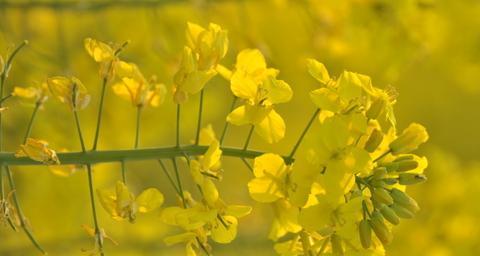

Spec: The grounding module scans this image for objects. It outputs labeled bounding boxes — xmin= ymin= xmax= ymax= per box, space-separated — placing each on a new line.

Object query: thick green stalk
xmin=1 ymin=145 xmax=294 ymax=166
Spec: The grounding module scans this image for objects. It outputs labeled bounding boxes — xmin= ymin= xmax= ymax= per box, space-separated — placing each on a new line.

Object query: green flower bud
xmin=390 ymin=188 xmax=420 ymax=213
xmin=365 ymin=129 xmax=384 ymax=153
xmin=380 ymin=205 xmax=400 ymax=225
xmin=372 ymin=167 xmax=387 ymax=180
xmin=390 ymin=204 xmax=415 ymax=219
xmin=359 ymin=219 xmax=372 ymax=249
xmin=394 ymin=155 xmax=414 ymax=162
xmin=389 ymin=123 xmax=429 ymax=155
xmin=330 ymin=234 xmax=344 ymax=256
xmin=366 ymin=97 xmax=387 ymax=119
xmin=370 ymin=179 xmax=386 ymax=188
xmin=373 ymin=188 xmax=394 ymax=205
xmin=383 ymin=178 xmax=398 ymax=185
xmin=396 ymin=160 xmax=419 ymax=172
xmin=370 ymin=211 xmax=392 ymax=245
xmin=398 ymin=173 xmax=427 ymax=185
xmin=381 ymin=162 xmax=399 ymax=172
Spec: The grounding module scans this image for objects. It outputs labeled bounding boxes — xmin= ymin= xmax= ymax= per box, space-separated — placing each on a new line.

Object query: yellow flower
xmin=173 ymin=47 xmax=217 ymax=104
xmin=186 ymin=22 xmax=228 ymax=70
xmin=389 ymin=123 xmax=429 ymax=155
xmin=81 ymin=224 xmax=118 ymax=254
xmin=13 ymin=81 xmax=49 ymax=105
xmin=113 ymin=61 xmax=167 ymax=107
xmin=15 ymin=138 xmax=60 ymax=165
xmin=47 ymin=76 xmax=91 ymax=110
xmin=227 ymin=49 xmax=293 ymax=143
xmin=97 ymin=181 xmax=164 ymax=223
xmin=48 ymin=149 xmax=83 ymax=177
xmin=84 ymin=38 xmax=118 ymax=80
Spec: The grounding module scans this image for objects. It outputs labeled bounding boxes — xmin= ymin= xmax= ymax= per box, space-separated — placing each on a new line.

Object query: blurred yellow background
xmin=1 ymin=0 xmax=479 ymax=255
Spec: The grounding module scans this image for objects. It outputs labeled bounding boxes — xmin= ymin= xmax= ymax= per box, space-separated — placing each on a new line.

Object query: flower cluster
xmin=243 ymin=59 xmax=429 ymax=255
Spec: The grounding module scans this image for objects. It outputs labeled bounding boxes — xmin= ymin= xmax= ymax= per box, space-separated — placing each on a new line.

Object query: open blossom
xmin=173 ymin=22 xmax=228 ymax=104
xmin=84 ymin=38 xmax=118 ymax=80
xmin=97 ymin=181 xmax=164 ymax=223
xmin=227 ymin=49 xmax=293 ymax=143
xmin=15 ymin=138 xmax=60 ymax=165
xmin=47 ymin=76 xmax=91 ymax=111
xmin=13 ymin=81 xmax=49 ymax=106
xmin=112 ymin=61 xmax=167 ymax=108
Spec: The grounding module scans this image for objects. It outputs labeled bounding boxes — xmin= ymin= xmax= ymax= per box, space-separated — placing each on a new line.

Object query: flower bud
xmin=398 ymin=173 xmax=427 ymax=185
xmin=390 ymin=204 xmax=414 ymax=219
xmin=372 ymin=167 xmax=387 ymax=180
xmin=380 ymin=205 xmax=400 ymax=225
xmin=366 ymin=97 xmax=387 ymax=119
xmin=395 ymin=160 xmax=419 ymax=172
xmin=359 ymin=219 xmax=371 ymax=249
xmin=389 ymin=123 xmax=428 ymax=155
xmin=370 ymin=179 xmax=386 ymax=188
xmin=364 ymin=129 xmax=384 ymax=152
xmin=390 ymin=188 xmax=420 ymax=213
xmin=330 ymin=234 xmax=344 ymax=256
xmin=394 ymin=155 xmax=414 ymax=162
xmin=383 ymin=178 xmax=398 ymax=185
xmin=372 ymin=188 xmax=394 ymax=205
xmin=369 ymin=211 xmax=392 ymax=245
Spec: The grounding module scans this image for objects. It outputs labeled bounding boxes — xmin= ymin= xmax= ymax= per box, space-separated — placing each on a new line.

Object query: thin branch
xmin=176 ymin=104 xmax=181 ymax=147
xmin=171 ymin=158 xmax=186 ymax=208
xmin=243 ymin=125 xmax=255 ymax=151
xmin=219 ymin=96 xmax=237 ymax=146
xmin=91 ymin=77 xmax=108 ymax=151
xmin=288 ymin=108 xmax=320 ymax=158
xmin=194 ymin=89 xmax=204 ymax=145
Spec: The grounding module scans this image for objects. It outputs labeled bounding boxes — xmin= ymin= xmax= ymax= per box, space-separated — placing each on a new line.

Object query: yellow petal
xmin=136 ymin=188 xmax=164 ymax=213
xmin=309 ymin=88 xmax=342 ymax=112
xmin=84 ymin=38 xmax=114 ymax=62
xmin=255 ymin=109 xmax=286 ymax=143
xmin=307 ymin=58 xmax=330 ymax=84
xmin=248 ymin=177 xmax=284 ymax=203
xmin=164 ymin=232 xmax=197 ymax=246
xmin=211 ymin=216 xmax=238 ymax=244
xmin=263 ymin=77 xmax=293 ymax=105
xmin=224 ymin=205 xmax=252 ymax=218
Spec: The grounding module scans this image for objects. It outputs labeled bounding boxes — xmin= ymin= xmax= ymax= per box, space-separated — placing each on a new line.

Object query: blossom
xmin=227 ymin=49 xmax=292 ymax=143
xmin=97 ymin=181 xmax=164 ymax=223
xmin=84 ymin=38 xmax=118 ymax=80
xmin=112 ymin=61 xmax=167 ymax=107
xmin=13 ymin=81 xmax=49 ymax=105
xmin=186 ymin=22 xmax=228 ymax=71
xmin=47 ymin=76 xmax=91 ymax=111
xmin=15 ymin=138 xmax=60 ymax=165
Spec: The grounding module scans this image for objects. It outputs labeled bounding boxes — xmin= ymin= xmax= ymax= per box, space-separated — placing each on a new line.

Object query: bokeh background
xmin=1 ymin=0 xmax=479 ymax=255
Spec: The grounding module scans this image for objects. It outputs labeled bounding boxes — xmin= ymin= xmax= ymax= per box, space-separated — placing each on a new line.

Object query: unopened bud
xmin=396 ymin=160 xmax=419 ymax=172
xmin=373 ymin=188 xmax=394 ymax=205
xmin=370 ymin=211 xmax=392 ymax=245
xmin=359 ymin=219 xmax=372 ymax=249
xmin=398 ymin=173 xmax=427 ymax=185
xmin=365 ymin=129 xmax=384 ymax=153
xmin=390 ymin=188 xmax=420 ymax=213
xmin=380 ymin=205 xmax=400 ymax=225
xmin=383 ymin=178 xmax=398 ymax=185
xmin=389 ymin=123 xmax=428 ymax=155
xmin=372 ymin=167 xmax=387 ymax=180
xmin=390 ymin=204 xmax=415 ymax=219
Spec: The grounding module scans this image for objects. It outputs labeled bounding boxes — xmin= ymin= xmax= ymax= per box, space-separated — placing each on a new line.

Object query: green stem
xmin=243 ymin=125 xmax=255 ymax=151
xmin=288 ymin=108 xmax=320 ymax=158
xmin=5 ymin=166 xmax=46 ymax=254
xmin=157 ymin=160 xmax=181 ymax=196
xmin=299 ymin=230 xmax=313 ymax=256
xmin=22 ymin=103 xmax=40 ymax=144
xmin=0 ymin=93 xmax=13 ymax=104
xmin=176 ymin=104 xmax=181 ymax=147
xmin=91 ymin=77 xmax=108 ymax=151
xmin=135 ymin=106 xmax=142 ymax=149
xmin=121 ymin=160 xmax=126 ymax=184
xmin=194 ymin=89 xmax=204 ymax=145
xmin=171 ymin=157 xmax=186 ymax=208
xmin=240 ymin=158 xmax=253 ymax=173
xmin=373 ymin=150 xmax=391 ymax=163
xmin=219 ymin=96 xmax=237 ymax=146
xmin=73 ymin=105 xmax=104 ymax=255
xmin=2 ymin=145 xmax=294 ymax=166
